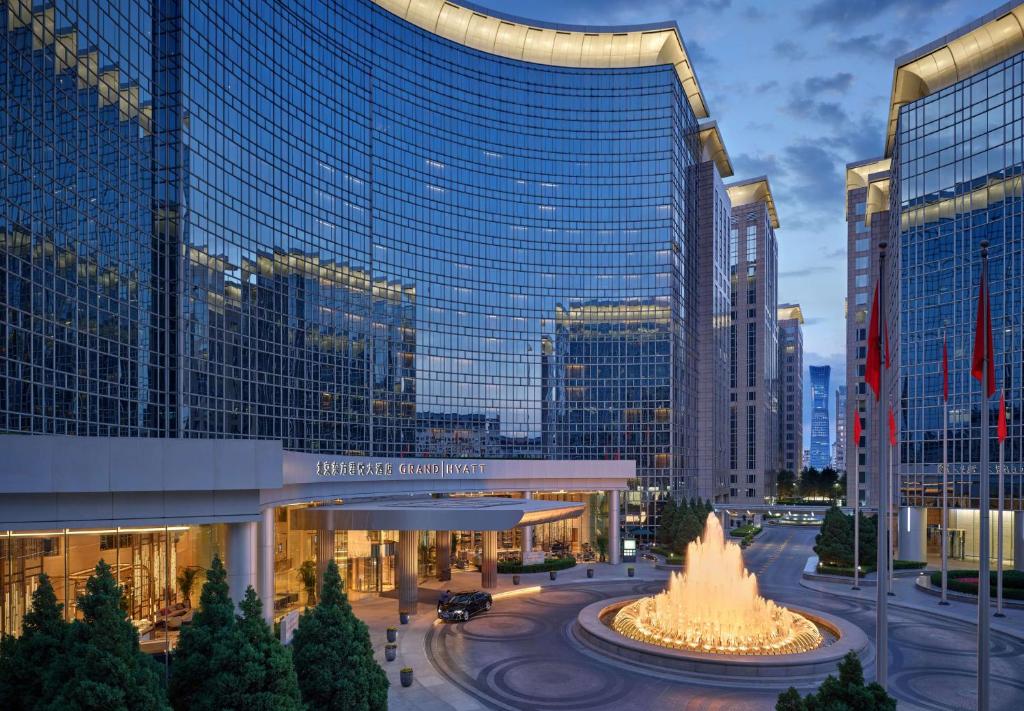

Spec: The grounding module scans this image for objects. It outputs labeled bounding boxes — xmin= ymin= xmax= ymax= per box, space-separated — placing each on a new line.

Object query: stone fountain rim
xmin=574 ymin=595 xmax=869 ymax=677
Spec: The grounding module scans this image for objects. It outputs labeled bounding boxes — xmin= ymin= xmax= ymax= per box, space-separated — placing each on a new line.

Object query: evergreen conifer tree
xmin=776 ymin=652 xmax=895 ymax=710
xmin=658 ymin=498 xmax=677 ymax=546
xmin=291 ymin=560 xmax=388 ymax=711
xmin=45 ymin=560 xmax=168 ymax=711
xmin=0 ymin=573 xmax=68 ymax=710
xmin=172 ymin=555 xmax=303 ymax=710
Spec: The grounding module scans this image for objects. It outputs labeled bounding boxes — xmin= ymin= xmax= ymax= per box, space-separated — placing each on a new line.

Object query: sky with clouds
xmin=477 ymin=0 xmax=1002 ymax=451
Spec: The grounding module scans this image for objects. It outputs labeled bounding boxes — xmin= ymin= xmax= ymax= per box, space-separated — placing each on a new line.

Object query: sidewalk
xmin=800 ymin=573 xmax=1024 ymax=641
xmin=352 ymin=559 xmax=669 ymax=711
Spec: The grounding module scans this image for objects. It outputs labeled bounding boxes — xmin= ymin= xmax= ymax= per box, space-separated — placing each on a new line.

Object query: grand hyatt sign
xmin=315 ymin=459 xmax=487 ymax=477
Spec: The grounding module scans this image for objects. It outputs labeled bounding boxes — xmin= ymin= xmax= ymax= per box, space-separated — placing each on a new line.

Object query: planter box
xmin=400 ymin=669 xmax=413 ymax=688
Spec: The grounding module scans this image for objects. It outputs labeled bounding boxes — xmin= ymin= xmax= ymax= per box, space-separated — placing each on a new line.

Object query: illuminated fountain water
xmin=612 ymin=513 xmax=822 ymax=656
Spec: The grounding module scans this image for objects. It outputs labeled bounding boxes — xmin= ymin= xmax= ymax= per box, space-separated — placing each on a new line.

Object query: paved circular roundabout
xmin=423 ymin=527 xmax=1024 ymax=710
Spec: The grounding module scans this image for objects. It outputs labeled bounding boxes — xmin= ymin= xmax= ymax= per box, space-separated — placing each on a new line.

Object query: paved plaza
xmin=359 ymin=526 xmax=1024 ymax=710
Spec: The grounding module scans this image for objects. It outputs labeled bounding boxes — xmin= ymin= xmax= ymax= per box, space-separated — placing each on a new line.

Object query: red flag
xmin=971 ymin=266 xmax=996 ymax=397
xmin=942 ymin=333 xmax=949 ymax=402
xmin=866 ymin=283 xmax=881 ymax=400
xmin=998 ymin=392 xmax=1007 ymax=443
xmin=852 ymin=411 xmax=862 ymax=447
xmin=888 ymin=405 xmax=897 ymax=447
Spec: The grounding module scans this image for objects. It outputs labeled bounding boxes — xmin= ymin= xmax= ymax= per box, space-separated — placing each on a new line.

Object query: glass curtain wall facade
xmin=893 ymin=51 xmax=1024 ymax=519
xmin=808 ymin=365 xmax=831 ymax=469
xmin=2 ymin=0 xmax=701 ymax=537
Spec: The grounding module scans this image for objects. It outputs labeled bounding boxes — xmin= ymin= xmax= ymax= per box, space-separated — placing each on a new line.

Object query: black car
xmin=437 ymin=591 xmax=492 ymax=622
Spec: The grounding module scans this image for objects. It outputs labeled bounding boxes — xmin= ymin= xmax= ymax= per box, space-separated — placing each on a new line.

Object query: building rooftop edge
xmin=370 ymin=0 xmax=710 ymax=119
xmin=778 ymin=303 xmax=804 ymax=324
xmin=725 ymin=176 xmax=780 ymax=228
xmin=698 ymin=120 xmax=734 ymax=178
xmin=884 ymin=2 xmax=1024 ymax=156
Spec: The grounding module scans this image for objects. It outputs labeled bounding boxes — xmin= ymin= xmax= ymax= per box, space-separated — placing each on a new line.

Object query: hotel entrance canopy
xmin=290 ymin=496 xmax=584 ymax=532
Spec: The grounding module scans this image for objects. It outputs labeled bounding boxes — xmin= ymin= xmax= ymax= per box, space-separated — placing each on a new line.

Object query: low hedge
xmin=498 ymin=556 xmax=576 ymax=574
xmin=650 ymin=546 xmax=683 ymax=565
xmin=730 ymin=525 xmax=762 ymax=538
xmin=817 ymin=560 xmax=926 ymax=577
xmin=928 ymin=569 xmax=1024 ymax=600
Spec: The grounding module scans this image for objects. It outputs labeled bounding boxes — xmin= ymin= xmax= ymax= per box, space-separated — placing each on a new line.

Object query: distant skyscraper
xmin=694 ymin=122 xmax=735 ymax=504
xmin=808 ymin=365 xmax=831 ymax=469
xmin=727 ymin=177 xmax=780 ymax=504
xmin=844 ymin=158 xmax=890 ymax=507
xmin=777 ymin=304 xmax=804 ymax=475
xmin=834 ymin=386 xmax=847 ymax=472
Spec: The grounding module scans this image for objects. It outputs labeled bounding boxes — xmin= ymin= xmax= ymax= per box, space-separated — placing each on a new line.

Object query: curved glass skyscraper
xmin=0 ymin=0 xmax=733 ymax=532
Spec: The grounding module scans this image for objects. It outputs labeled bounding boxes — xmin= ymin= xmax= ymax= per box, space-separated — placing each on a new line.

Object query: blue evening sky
xmin=477 ymin=0 xmax=998 ymax=451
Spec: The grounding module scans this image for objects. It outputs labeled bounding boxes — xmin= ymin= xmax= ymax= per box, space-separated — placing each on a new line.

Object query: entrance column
xmin=1014 ymin=512 xmax=1024 ymax=572
xmin=398 ymin=529 xmax=418 ymax=615
xmin=481 ymin=530 xmax=498 ymax=588
xmin=521 ymin=491 xmax=533 ymax=556
xmin=258 ymin=507 xmax=275 ymax=624
xmin=436 ymin=530 xmax=451 ymax=582
xmin=608 ymin=490 xmax=621 ymax=565
xmin=227 ymin=521 xmax=257 ymax=608
xmin=898 ymin=506 xmax=927 ymax=563
xmin=316 ymin=528 xmax=335 ymax=599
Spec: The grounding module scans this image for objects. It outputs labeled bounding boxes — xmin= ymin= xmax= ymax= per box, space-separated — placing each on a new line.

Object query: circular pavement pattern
xmin=424 ymin=527 xmax=1024 ymax=710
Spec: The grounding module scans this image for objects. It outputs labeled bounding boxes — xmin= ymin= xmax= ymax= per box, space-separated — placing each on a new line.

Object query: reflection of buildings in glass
xmin=180 ymin=248 xmax=416 ymax=454
xmin=809 ymin=365 xmax=831 ymax=470
xmin=1 ymin=3 xmax=164 ymax=436
xmin=542 ymin=300 xmax=679 ymax=533
xmin=415 ymin=412 xmax=499 ymax=457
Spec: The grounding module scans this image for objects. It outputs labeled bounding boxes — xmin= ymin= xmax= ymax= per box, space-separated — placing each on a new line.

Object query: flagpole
xmin=876 ymin=241 xmax=889 ymax=690
xmin=852 ymin=409 xmax=860 ymax=591
xmin=888 ymin=444 xmax=895 ymax=595
xmin=977 ymin=240 xmax=991 ymax=711
xmin=941 ymin=329 xmax=949 ymax=605
xmin=995 ymin=417 xmax=1003 ymax=618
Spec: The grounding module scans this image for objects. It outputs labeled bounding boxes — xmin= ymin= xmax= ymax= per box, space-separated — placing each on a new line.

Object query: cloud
xmin=830 ymin=33 xmax=910 ymax=58
xmin=686 ymin=39 xmax=718 ymax=69
xmin=822 ymin=112 xmax=887 ymax=160
xmin=803 ymin=0 xmax=955 ymax=27
xmin=781 ymin=141 xmax=845 ymax=209
xmin=755 ymin=80 xmax=779 ymax=93
xmin=773 ymin=40 xmax=806 ymax=61
xmin=781 ymin=266 xmax=835 ymax=278
xmin=804 ymin=72 xmax=854 ymax=94
xmin=732 ymin=152 xmax=785 ymax=178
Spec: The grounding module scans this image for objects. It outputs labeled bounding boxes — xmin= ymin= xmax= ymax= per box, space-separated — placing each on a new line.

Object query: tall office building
xmin=808 ymin=365 xmax=831 ymax=469
xmin=777 ymin=304 xmax=805 ymax=475
xmin=844 ymin=158 xmax=891 ymax=507
xmin=694 ymin=122 xmax=734 ymax=503
xmin=2 ymin=0 xmax=767 ymax=632
xmin=834 ymin=386 xmax=847 ymax=472
xmin=854 ymin=1 xmax=1024 ymax=566
xmin=726 ymin=178 xmax=780 ymax=504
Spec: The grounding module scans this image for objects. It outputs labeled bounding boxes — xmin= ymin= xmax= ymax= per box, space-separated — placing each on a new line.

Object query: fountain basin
xmin=573 ymin=596 xmax=869 ymax=684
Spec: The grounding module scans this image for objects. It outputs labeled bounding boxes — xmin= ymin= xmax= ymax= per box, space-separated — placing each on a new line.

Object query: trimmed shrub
xmin=928 ymin=569 xmax=1024 ymax=600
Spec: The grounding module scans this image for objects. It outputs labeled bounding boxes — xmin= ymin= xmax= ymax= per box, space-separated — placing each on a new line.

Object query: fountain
xmin=572 ymin=512 xmax=869 ymax=685
xmin=611 ymin=514 xmax=822 ymax=655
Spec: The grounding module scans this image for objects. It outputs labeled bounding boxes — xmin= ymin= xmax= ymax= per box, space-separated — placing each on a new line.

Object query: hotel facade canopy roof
xmin=370 ymin=0 xmax=710 ymax=119
xmin=885 ymin=2 xmax=1024 ymax=156
xmin=290 ymin=496 xmax=583 ymax=532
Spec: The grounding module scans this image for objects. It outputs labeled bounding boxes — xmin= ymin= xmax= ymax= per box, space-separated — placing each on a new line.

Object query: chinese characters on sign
xmin=314 ymin=460 xmax=488 ymax=477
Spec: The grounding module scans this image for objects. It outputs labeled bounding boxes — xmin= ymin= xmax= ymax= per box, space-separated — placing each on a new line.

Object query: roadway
xmin=423 ymin=525 xmax=1024 ymax=710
